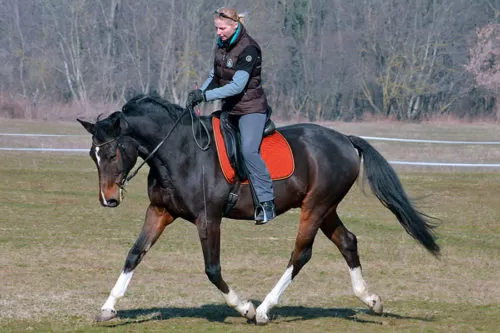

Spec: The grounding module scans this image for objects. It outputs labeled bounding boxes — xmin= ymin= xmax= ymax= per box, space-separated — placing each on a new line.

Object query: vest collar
xmin=217 ymin=23 xmax=242 ymax=49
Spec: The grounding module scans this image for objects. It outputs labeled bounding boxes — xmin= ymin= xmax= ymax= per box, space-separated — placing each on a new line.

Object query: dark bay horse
xmin=78 ymin=94 xmax=439 ymax=325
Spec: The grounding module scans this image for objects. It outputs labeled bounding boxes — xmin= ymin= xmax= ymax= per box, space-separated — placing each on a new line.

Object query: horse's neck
xmin=128 ymin=115 xmax=183 ymax=146
xmin=128 ymin=118 xmax=193 ymax=172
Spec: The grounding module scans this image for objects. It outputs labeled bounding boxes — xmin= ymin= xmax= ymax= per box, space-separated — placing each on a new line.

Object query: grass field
xmin=0 ymin=119 xmax=499 ymax=332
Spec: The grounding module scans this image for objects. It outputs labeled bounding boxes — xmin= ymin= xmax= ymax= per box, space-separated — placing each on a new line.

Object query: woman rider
xmin=186 ymin=7 xmax=275 ymax=224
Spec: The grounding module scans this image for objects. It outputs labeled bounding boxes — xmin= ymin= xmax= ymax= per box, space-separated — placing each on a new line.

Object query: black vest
xmin=213 ymin=25 xmax=268 ymax=115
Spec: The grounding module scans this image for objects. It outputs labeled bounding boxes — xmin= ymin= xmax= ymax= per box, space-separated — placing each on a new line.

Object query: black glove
xmin=186 ymin=89 xmax=205 ymax=108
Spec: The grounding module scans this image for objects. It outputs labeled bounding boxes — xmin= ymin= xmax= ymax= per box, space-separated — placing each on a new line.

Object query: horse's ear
xmin=77 ymin=118 xmax=95 ymax=135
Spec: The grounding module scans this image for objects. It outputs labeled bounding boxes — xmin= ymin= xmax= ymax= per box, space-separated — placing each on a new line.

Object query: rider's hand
xmin=186 ymin=89 xmax=205 ymax=108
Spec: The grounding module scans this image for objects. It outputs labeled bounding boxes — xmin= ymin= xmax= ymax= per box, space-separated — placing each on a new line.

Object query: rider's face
xmin=214 ymin=18 xmax=238 ymax=41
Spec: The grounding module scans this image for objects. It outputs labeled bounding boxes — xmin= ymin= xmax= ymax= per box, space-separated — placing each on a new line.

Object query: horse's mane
xmin=93 ymin=94 xmax=198 ymax=141
xmin=91 ymin=95 xmax=184 ymax=140
xmin=122 ymin=94 xmax=185 ymax=120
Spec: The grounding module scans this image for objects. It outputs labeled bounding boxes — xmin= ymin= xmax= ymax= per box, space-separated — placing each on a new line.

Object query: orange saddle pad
xmin=212 ymin=117 xmax=295 ymax=184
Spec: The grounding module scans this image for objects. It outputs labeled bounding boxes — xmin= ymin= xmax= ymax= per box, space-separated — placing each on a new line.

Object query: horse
xmin=77 ymin=94 xmax=439 ymax=325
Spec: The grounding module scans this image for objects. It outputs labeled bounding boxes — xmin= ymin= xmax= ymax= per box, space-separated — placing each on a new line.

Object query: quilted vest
xmin=213 ymin=25 xmax=268 ymax=115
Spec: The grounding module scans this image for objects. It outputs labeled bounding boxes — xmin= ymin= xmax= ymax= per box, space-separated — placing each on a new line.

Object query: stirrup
xmin=254 ymin=201 xmax=276 ymax=225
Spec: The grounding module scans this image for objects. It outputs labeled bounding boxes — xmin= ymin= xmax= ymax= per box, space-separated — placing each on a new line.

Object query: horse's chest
xmin=148 ymin=183 xmax=177 ymax=207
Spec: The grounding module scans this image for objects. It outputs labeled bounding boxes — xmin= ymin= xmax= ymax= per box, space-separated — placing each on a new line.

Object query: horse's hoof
xmin=255 ymin=311 xmax=269 ymax=325
xmin=370 ymin=296 xmax=383 ymax=315
xmin=95 ymin=308 xmax=117 ymax=322
xmin=244 ymin=302 xmax=256 ymax=321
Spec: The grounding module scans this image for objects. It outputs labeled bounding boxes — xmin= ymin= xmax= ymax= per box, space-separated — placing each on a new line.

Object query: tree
xmin=358 ymin=0 xmax=484 ymax=120
xmin=466 ymin=23 xmax=500 ymax=119
xmin=0 ymin=0 xmax=497 ymax=121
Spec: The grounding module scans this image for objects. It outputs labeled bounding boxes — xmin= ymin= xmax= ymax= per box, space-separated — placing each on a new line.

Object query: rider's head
xmin=213 ymin=8 xmax=243 ymax=42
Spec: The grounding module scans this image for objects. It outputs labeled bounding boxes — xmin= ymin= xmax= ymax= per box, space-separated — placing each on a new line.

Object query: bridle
xmin=93 ymin=136 xmax=134 ymax=190
xmin=93 ymin=106 xmax=211 ymax=189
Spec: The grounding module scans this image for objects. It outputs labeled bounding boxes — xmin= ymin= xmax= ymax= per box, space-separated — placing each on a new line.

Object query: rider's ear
xmin=77 ymin=118 xmax=95 ymax=135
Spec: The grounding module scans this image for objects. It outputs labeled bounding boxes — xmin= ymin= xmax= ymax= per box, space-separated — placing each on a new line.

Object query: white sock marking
xmin=102 ymin=270 xmax=134 ymax=310
xmin=257 ymin=266 xmax=293 ymax=316
xmin=349 ymin=267 xmax=368 ymax=297
xmin=222 ymin=288 xmax=251 ymax=316
xmin=349 ymin=266 xmax=382 ymax=310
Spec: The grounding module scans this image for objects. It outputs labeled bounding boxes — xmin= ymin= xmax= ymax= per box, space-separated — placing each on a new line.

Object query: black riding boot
xmin=255 ymin=200 xmax=276 ymax=225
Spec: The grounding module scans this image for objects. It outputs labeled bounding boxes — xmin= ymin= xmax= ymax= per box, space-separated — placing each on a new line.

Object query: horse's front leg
xmin=196 ymin=217 xmax=256 ymax=321
xmin=96 ymin=204 xmax=175 ymax=322
xmin=255 ymin=209 xmax=319 ymax=325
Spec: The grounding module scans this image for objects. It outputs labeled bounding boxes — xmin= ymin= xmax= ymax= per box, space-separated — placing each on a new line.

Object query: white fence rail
xmin=0 ymin=133 xmax=85 ymax=137
xmin=360 ymin=136 xmax=500 ymax=145
xmin=1 ymin=133 xmax=500 ymax=167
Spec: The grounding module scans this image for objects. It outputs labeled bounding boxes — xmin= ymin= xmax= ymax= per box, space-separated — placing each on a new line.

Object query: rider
xmin=186 ymin=7 xmax=275 ymax=224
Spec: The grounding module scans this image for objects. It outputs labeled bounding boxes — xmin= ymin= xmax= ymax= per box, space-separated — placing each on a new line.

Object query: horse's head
xmin=77 ymin=112 xmax=138 ymax=208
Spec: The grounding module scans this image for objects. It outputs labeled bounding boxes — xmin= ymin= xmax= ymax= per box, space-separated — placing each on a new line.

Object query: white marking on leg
xmin=101 ymin=270 xmax=134 ymax=311
xmin=350 ymin=266 xmax=368 ymax=299
xmin=256 ymin=266 xmax=293 ymax=323
xmin=349 ymin=267 xmax=383 ymax=313
xmin=222 ymin=288 xmax=254 ymax=318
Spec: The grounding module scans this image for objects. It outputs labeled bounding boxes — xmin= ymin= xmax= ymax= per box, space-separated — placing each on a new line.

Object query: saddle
xmin=216 ymin=107 xmax=276 ymax=181
xmin=212 ymin=108 xmax=294 ymax=216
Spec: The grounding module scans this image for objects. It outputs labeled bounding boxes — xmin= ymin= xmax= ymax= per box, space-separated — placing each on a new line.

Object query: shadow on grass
xmin=99 ymin=302 xmax=433 ymax=327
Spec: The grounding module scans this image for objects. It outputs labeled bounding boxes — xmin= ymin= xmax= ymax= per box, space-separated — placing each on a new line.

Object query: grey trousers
xmin=238 ymin=112 xmax=274 ymax=203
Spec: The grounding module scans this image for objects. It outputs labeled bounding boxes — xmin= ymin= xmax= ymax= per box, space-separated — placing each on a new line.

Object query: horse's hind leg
xmin=255 ymin=209 xmax=319 ymax=324
xmin=320 ymin=212 xmax=383 ymax=314
xmin=96 ymin=205 xmax=174 ymax=322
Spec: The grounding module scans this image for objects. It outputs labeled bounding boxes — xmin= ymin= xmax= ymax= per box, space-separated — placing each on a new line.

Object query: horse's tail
xmin=348 ymin=135 xmax=440 ymax=256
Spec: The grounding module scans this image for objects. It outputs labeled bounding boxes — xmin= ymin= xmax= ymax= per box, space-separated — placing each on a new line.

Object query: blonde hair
xmin=214 ymin=7 xmax=245 ymax=25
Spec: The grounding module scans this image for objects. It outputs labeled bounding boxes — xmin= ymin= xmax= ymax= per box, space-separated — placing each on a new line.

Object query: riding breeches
xmin=237 ymin=113 xmax=274 ymax=203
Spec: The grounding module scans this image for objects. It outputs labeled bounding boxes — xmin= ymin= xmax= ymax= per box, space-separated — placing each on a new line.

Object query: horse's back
xmin=269 ymin=123 xmax=361 ymax=211
xmin=278 ymin=123 xmax=359 ymax=169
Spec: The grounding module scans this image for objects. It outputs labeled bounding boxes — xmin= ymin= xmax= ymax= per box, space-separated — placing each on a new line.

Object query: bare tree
xmin=466 ymin=23 xmax=500 ymax=119
xmin=0 ymin=0 xmax=497 ymax=120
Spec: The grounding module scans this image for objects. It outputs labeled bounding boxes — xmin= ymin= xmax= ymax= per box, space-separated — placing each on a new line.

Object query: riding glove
xmin=186 ymin=89 xmax=205 ymax=108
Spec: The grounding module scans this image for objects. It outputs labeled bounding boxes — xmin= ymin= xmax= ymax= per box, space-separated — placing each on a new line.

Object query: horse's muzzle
xmin=105 ymin=199 xmax=119 ymax=207
xmin=100 ymin=187 xmax=123 ymax=208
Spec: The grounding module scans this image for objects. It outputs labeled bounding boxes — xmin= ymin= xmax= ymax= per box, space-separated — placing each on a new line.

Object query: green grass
xmin=0 ymin=121 xmax=499 ymax=332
